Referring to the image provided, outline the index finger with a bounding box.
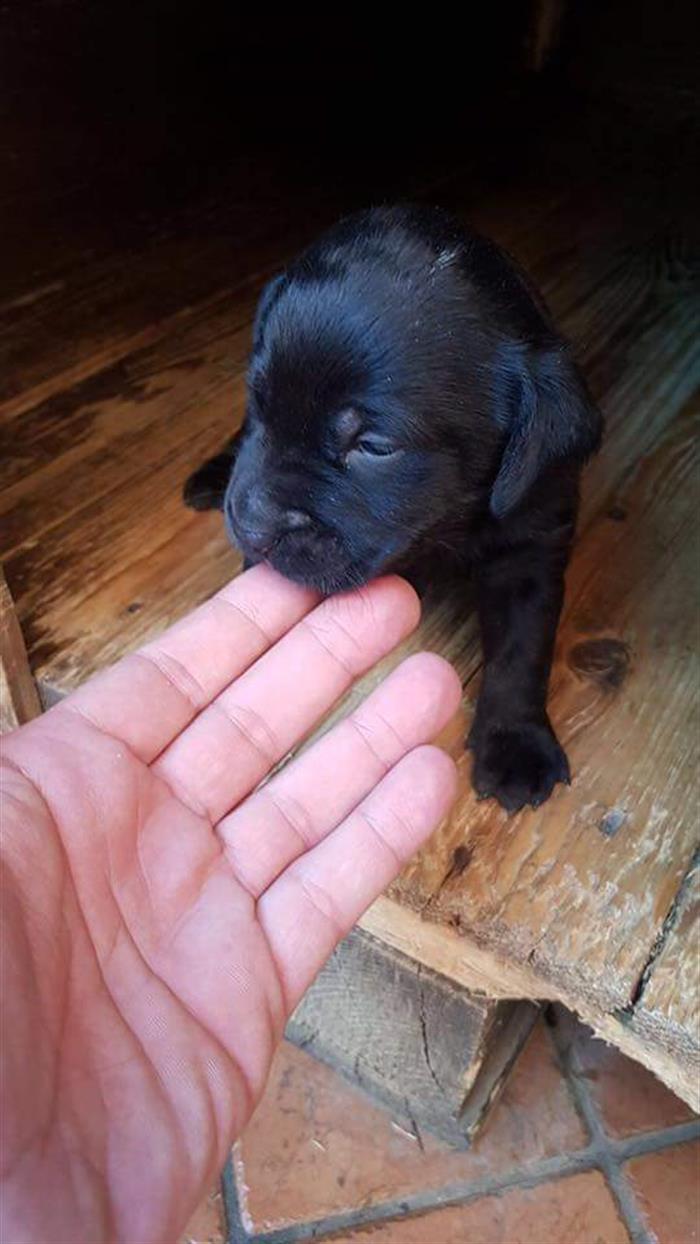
[54,565,317,761]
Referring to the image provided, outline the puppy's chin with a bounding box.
[268,533,371,594]
[269,556,366,594]
[240,529,386,595]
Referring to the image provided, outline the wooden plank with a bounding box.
[0,292,255,697]
[386,392,700,999]
[351,393,700,1105]
[359,898,700,1112]
[0,291,254,538]
[0,163,283,408]
[0,568,41,731]
[0,149,460,415]
[633,868,700,1071]
[0,143,609,425]
[288,928,538,1146]
[4,192,696,704]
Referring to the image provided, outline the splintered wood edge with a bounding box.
[360,896,700,1112]
[0,567,41,730]
[360,897,554,1001]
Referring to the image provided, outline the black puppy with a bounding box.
[184,205,602,812]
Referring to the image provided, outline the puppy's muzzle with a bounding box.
[225,483,311,557]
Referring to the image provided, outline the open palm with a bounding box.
[1,567,459,1244]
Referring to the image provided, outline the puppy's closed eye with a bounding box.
[350,434,401,459]
[334,408,402,463]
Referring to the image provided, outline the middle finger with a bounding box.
[216,650,462,896]
[153,576,420,821]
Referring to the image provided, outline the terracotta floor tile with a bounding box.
[233,1021,586,1232]
[180,1182,226,1244]
[568,1020,696,1137]
[335,1171,630,1243]
[625,1140,700,1244]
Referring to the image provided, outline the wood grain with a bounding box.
[0,567,41,730]
[0,148,460,415]
[390,394,700,996]
[635,871,700,1066]
[359,898,700,1110]
[289,928,538,1146]
[357,393,700,1103]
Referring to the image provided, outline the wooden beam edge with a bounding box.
[0,567,42,730]
[360,896,700,1112]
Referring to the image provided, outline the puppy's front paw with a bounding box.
[183,447,237,512]
[183,462,225,511]
[468,718,570,813]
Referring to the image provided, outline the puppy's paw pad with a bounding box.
[471,721,569,813]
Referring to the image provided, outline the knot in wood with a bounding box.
[568,637,631,690]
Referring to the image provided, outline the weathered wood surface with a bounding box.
[2,119,698,1106]
[288,928,538,1146]
[359,895,700,1111]
[0,567,41,731]
[633,868,700,1070]
[390,393,699,991]
[356,386,700,1106]
[3,181,696,702]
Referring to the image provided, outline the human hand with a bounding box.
[1,567,460,1244]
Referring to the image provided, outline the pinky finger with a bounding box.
[257,745,458,1013]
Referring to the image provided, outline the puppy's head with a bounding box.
[224,208,601,591]
[225,213,498,591]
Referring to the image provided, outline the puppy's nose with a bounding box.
[226,487,310,555]
[234,521,277,556]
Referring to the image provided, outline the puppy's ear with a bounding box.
[490,345,603,518]
[252,273,286,352]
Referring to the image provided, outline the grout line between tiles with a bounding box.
[222,1156,252,1244]
[224,1016,700,1244]
[546,1007,655,1244]
[225,1145,604,1244]
[610,1120,700,1158]
[224,1114,700,1244]
[223,1120,700,1244]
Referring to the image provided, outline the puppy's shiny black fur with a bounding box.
[184,205,602,811]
